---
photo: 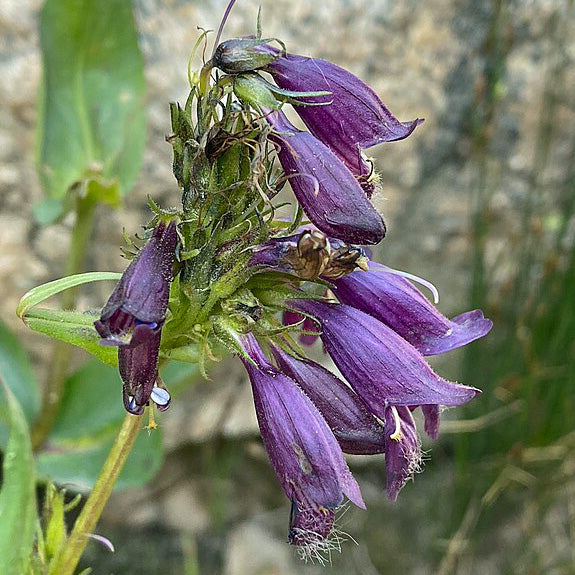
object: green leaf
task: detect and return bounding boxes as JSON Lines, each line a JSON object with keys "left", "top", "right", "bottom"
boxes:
{"left": 17, "top": 272, "right": 121, "bottom": 318}
{"left": 0, "top": 383, "right": 37, "bottom": 575}
{"left": 0, "top": 320, "right": 40, "bottom": 447}
{"left": 37, "top": 426, "right": 164, "bottom": 492}
{"left": 38, "top": 361, "right": 168, "bottom": 490}
{"left": 21, "top": 309, "right": 118, "bottom": 366}
{"left": 38, "top": 0, "right": 146, "bottom": 200}
{"left": 51, "top": 361, "right": 125, "bottom": 444}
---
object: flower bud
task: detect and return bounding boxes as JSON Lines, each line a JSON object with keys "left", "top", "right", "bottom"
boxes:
{"left": 212, "top": 37, "right": 278, "bottom": 74}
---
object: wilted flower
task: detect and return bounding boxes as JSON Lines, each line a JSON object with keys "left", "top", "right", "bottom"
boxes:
{"left": 266, "top": 109, "right": 386, "bottom": 244}
{"left": 94, "top": 220, "right": 178, "bottom": 414}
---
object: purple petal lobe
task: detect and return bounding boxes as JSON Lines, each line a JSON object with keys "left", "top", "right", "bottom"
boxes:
{"left": 333, "top": 265, "right": 493, "bottom": 355}
{"left": 421, "top": 404, "right": 440, "bottom": 440}
{"left": 267, "top": 110, "right": 385, "bottom": 245}
{"left": 240, "top": 334, "right": 364, "bottom": 509}
{"left": 118, "top": 327, "right": 162, "bottom": 413}
{"left": 291, "top": 299, "right": 480, "bottom": 414}
{"left": 271, "top": 345, "right": 386, "bottom": 455}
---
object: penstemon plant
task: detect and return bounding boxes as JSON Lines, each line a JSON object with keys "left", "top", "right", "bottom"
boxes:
{"left": 8, "top": 0, "right": 493, "bottom": 571}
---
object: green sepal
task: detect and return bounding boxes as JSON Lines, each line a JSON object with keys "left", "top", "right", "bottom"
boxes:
{"left": 233, "top": 73, "right": 282, "bottom": 109}
{"left": 21, "top": 309, "right": 118, "bottom": 366}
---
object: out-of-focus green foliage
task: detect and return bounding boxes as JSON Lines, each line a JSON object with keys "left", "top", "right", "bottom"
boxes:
{"left": 37, "top": 0, "right": 146, "bottom": 221}
{"left": 0, "top": 384, "right": 37, "bottom": 575}
{"left": 0, "top": 320, "right": 40, "bottom": 447}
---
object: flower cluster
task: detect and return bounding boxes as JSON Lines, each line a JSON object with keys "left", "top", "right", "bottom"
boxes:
{"left": 89, "top": 9, "right": 492, "bottom": 560}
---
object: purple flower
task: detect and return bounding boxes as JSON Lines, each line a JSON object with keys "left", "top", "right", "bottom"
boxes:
{"left": 265, "top": 50, "right": 422, "bottom": 195}
{"left": 291, "top": 299, "right": 480, "bottom": 414}
{"left": 332, "top": 263, "right": 493, "bottom": 355}
{"left": 266, "top": 110, "right": 386, "bottom": 244}
{"left": 271, "top": 344, "right": 386, "bottom": 455}
{"left": 95, "top": 220, "right": 178, "bottom": 414}
{"left": 383, "top": 406, "right": 422, "bottom": 501}
{"left": 282, "top": 310, "right": 319, "bottom": 346}
{"left": 239, "top": 333, "right": 365, "bottom": 541}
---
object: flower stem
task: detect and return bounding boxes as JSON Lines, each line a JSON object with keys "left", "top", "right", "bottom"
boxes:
{"left": 31, "top": 196, "right": 97, "bottom": 450}
{"left": 48, "top": 412, "right": 143, "bottom": 575}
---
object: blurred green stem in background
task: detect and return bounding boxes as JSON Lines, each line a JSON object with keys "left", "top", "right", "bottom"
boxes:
{"left": 31, "top": 195, "right": 97, "bottom": 450}
{"left": 48, "top": 411, "right": 143, "bottom": 575}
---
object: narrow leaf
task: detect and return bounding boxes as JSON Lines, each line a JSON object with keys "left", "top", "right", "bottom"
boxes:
{"left": 17, "top": 272, "right": 121, "bottom": 319}
{"left": 38, "top": 0, "right": 146, "bottom": 200}
{"left": 0, "top": 382, "right": 37, "bottom": 575}
{"left": 21, "top": 309, "right": 118, "bottom": 366}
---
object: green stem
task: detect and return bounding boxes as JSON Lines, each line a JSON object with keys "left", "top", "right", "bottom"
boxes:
{"left": 48, "top": 413, "right": 143, "bottom": 575}
{"left": 32, "top": 196, "right": 97, "bottom": 450}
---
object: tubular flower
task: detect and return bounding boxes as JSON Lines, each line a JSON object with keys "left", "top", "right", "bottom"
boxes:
{"left": 291, "top": 298, "right": 480, "bottom": 412}
{"left": 239, "top": 333, "right": 365, "bottom": 546}
{"left": 264, "top": 49, "right": 422, "bottom": 195}
{"left": 94, "top": 220, "right": 178, "bottom": 414}
{"left": 332, "top": 262, "right": 494, "bottom": 355}
{"left": 271, "top": 344, "right": 386, "bottom": 455}
{"left": 265, "top": 109, "right": 386, "bottom": 244}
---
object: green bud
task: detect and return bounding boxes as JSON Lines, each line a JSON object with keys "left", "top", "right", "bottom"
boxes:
{"left": 212, "top": 38, "right": 277, "bottom": 74}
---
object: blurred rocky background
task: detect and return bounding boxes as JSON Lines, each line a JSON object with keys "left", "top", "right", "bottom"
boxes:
{"left": 1, "top": 0, "right": 574, "bottom": 573}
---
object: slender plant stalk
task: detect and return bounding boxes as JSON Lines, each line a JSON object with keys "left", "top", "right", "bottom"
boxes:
{"left": 32, "top": 196, "right": 97, "bottom": 449}
{"left": 48, "top": 412, "right": 143, "bottom": 575}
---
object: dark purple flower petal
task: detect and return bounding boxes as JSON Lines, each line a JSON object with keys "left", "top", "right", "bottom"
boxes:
{"left": 240, "top": 334, "right": 364, "bottom": 510}
{"left": 333, "top": 264, "right": 493, "bottom": 355}
{"left": 384, "top": 406, "right": 421, "bottom": 501}
{"left": 266, "top": 51, "right": 422, "bottom": 183}
{"left": 291, "top": 299, "right": 480, "bottom": 413}
{"left": 119, "top": 327, "right": 162, "bottom": 415}
{"left": 271, "top": 345, "right": 386, "bottom": 455}
{"left": 95, "top": 220, "right": 178, "bottom": 340}
{"left": 266, "top": 110, "right": 386, "bottom": 245}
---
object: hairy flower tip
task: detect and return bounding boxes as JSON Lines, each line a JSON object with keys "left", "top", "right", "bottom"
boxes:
{"left": 271, "top": 345, "right": 386, "bottom": 455}
{"left": 265, "top": 50, "right": 422, "bottom": 189}
{"left": 282, "top": 310, "right": 320, "bottom": 346}
{"left": 333, "top": 264, "right": 493, "bottom": 355}
{"left": 291, "top": 299, "right": 481, "bottom": 413}
{"left": 289, "top": 501, "right": 349, "bottom": 565}
{"left": 240, "top": 333, "right": 365, "bottom": 510}
{"left": 384, "top": 406, "right": 422, "bottom": 501}
{"left": 95, "top": 220, "right": 178, "bottom": 414}
{"left": 266, "top": 110, "right": 386, "bottom": 245}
